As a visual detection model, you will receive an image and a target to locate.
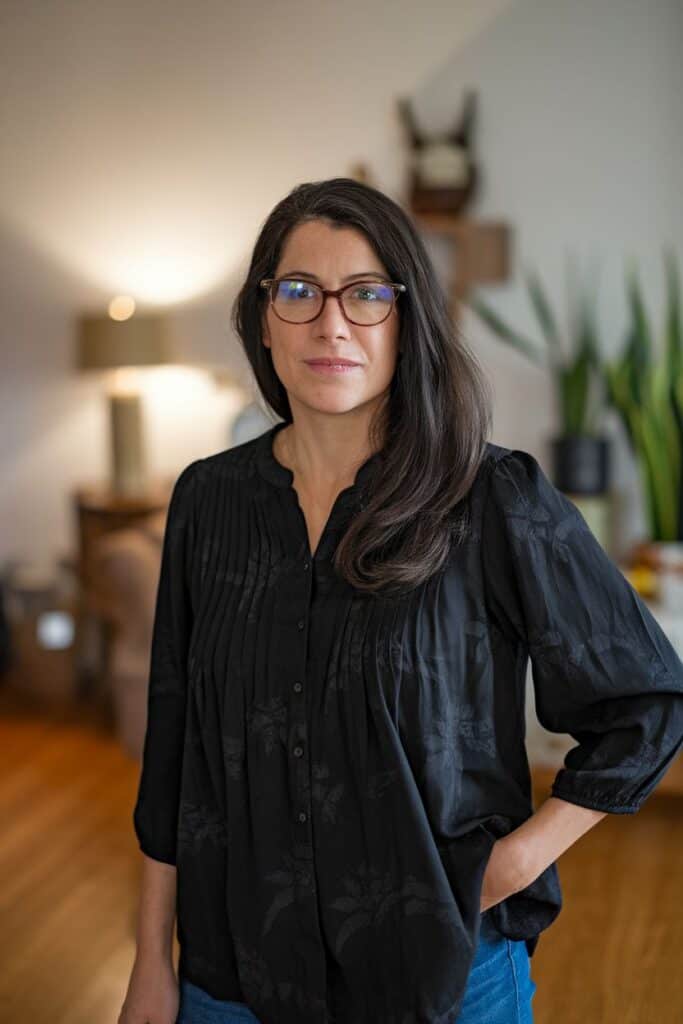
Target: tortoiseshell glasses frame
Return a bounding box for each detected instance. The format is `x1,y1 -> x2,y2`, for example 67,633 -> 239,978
259,277 -> 407,326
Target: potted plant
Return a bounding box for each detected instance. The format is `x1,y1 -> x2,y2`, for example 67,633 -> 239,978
603,249 -> 683,605
466,255 -> 609,495
603,250 -> 682,539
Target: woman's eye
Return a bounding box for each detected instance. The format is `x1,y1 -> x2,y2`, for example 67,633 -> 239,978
280,280 -> 317,299
352,285 -> 379,301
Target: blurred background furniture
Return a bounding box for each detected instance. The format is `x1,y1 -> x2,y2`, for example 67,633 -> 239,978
72,483 -> 172,706
0,558 -> 79,704
89,509 -> 167,759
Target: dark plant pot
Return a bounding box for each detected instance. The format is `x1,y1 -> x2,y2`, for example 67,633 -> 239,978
550,435 -> 610,495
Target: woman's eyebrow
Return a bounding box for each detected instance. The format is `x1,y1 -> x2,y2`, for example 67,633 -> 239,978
278,270 -> 390,283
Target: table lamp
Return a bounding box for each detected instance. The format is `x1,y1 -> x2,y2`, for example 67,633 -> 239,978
76,303 -> 171,495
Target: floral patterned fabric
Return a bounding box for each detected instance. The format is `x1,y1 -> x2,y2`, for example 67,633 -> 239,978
133,422 -> 683,1024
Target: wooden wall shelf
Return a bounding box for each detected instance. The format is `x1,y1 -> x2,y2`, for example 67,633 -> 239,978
413,213 -> 512,323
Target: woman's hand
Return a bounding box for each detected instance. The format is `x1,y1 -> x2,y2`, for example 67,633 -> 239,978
478,797 -> 609,914
117,952 -> 180,1024
479,834 -> 536,913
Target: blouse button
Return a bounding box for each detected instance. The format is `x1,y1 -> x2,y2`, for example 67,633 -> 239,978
293,745 -> 304,757
293,681 -> 303,693
303,561 -> 310,571
297,619 -> 305,630
298,811 -> 307,823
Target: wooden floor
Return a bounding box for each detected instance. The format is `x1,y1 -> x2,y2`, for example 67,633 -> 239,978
0,683 -> 681,1024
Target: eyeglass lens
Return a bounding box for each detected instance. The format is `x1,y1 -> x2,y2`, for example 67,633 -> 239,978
272,279 -> 395,325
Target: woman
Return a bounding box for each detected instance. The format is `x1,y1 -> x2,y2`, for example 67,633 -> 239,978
118,178 -> 683,1024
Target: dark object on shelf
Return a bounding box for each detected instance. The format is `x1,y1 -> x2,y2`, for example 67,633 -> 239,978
398,90 -> 479,216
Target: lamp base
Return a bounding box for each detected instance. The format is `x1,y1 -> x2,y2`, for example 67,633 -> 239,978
109,392 -> 147,495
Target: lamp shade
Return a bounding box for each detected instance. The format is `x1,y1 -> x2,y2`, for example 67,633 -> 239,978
76,314 -> 171,370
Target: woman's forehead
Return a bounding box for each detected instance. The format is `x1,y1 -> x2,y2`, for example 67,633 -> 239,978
278,220 -> 386,274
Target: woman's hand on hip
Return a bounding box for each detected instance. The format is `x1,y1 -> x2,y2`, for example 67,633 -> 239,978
479,833 -> 537,913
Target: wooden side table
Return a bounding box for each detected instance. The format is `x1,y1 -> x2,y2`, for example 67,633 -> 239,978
72,482 -> 173,699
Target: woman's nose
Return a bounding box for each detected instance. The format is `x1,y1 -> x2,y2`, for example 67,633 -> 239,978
316,293 -> 351,334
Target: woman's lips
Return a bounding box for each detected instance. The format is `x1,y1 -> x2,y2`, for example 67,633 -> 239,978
304,360 -> 362,375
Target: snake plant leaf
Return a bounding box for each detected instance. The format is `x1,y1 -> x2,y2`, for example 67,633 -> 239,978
604,356 -> 637,451
645,363 -> 679,538
630,402 -> 665,538
644,417 -> 676,538
652,357 -> 681,467
648,355 -> 669,408
664,250 -> 683,482
577,259 -> 602,366
604,244 -> 683,539
625,258 -> 653,373
664,247 -> 682,373
562,351 -> 590,434
466,294 -> 545,365
621,325 -> 646,406
675,372 -> 683,437
524,268 -> 563,369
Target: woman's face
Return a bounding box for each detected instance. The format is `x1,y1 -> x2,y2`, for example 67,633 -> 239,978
262,219 -> 400,420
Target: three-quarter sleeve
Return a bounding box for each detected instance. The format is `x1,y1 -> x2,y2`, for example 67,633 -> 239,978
482,448 -> 683,814
132,459 -> 200,864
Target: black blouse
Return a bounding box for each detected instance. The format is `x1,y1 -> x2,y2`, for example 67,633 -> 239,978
133,421 -> 683,1024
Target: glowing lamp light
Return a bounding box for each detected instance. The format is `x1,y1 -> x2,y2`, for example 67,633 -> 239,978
108,295 -> 137,321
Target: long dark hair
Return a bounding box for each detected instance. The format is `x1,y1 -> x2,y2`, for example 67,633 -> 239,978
231,177 -> 493,596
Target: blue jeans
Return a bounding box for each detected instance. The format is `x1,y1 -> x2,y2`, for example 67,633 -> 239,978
176,914 -> 537,1023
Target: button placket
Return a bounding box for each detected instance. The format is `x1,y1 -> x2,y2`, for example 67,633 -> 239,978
247,426 -> 383,1015
279,531 -> 314,842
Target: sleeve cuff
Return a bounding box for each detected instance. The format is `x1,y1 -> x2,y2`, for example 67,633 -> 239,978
137,837 -> 178,865
549,781 -> 641,815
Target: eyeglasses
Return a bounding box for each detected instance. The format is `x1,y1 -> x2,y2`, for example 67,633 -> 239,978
259,277 -> 407,326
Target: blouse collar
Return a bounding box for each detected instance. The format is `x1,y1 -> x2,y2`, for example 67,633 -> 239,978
255,421 -> 382,504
